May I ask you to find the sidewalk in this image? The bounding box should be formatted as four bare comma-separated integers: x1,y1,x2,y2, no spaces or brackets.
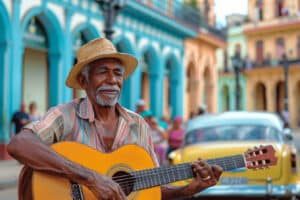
0,160,22,190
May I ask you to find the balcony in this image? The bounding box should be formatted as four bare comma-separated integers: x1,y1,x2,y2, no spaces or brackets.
247,58,300,69
244,15,300,34
134,0,225,40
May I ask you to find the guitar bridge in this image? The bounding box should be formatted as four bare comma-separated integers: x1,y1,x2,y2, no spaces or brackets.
70,182,84,200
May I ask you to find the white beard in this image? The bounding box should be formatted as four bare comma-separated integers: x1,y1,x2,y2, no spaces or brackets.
94,85,120,106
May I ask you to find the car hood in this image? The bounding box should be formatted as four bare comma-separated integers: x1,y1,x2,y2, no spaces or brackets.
179,141,283,181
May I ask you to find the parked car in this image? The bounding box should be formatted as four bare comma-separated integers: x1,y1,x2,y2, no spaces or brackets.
169,111,300,200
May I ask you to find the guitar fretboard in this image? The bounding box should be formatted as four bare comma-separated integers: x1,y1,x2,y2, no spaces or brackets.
127,154,245,191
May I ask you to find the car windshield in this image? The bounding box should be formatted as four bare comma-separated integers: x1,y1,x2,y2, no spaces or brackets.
185,125,283,145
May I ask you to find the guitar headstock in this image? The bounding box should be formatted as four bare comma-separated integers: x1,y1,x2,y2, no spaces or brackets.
244,145,278,169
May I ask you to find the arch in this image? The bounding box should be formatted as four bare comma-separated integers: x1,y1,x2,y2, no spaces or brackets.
275,81,285,113
71,23,99,99
138,41,161,116
21,7,63,55
163,52,181,118
72,23,99,45
139,42,160,74
202,65,214,112
21,7,64,108
186,61,197,117
0,1,11,143
114,35,136,109
255,82,267,111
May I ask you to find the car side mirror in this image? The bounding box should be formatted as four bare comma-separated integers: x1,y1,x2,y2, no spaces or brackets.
283,128,293,141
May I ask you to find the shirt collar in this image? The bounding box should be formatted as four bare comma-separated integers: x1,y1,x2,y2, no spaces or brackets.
77,96,136,126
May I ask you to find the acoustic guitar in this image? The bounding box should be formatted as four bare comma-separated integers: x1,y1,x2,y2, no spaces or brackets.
32,142,277,200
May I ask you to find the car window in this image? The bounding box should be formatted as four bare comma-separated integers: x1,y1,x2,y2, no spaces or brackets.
185,125,283,145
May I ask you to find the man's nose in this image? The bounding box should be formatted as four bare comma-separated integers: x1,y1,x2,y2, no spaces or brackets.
106,70,118,83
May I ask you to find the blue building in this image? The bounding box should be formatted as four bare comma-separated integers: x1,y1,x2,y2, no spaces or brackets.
0,0,199,159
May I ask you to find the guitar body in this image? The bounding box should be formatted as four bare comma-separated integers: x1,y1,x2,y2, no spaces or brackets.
32,142,160,200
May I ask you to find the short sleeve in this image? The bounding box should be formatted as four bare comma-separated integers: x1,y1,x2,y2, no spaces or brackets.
138,118,160,167
23,107,66,145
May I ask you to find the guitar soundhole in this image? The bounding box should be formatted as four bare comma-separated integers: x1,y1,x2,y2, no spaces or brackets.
112,171,135,196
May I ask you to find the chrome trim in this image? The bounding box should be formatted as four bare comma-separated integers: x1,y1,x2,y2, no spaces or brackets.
193,184,300,197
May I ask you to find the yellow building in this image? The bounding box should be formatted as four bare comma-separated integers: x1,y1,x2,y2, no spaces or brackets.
244,0,300,127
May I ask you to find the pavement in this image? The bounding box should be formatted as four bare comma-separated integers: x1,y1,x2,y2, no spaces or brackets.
0,160,22,190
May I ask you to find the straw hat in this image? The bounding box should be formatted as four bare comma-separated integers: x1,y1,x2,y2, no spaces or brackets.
66,37,138,89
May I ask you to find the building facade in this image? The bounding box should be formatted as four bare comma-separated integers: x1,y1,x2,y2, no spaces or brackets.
0,0,199,159
184,0,226,118
218,24,248,112
244,0,300,127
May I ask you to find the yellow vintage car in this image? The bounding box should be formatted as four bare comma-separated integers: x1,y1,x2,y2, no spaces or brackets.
169,112,300,200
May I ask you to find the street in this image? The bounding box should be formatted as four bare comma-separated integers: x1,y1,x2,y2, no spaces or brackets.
0,187,17,200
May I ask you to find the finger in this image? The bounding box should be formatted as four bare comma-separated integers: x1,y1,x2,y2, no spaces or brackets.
211,165,223,181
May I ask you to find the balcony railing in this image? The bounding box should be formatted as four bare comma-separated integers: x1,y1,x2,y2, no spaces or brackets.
135,0,225,39
248,58,300,68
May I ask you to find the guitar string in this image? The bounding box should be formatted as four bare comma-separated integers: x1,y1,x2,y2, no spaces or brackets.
112,156,246,187
111,155,244,181
113,153,268,191
111,155,246,184
116,159,247,191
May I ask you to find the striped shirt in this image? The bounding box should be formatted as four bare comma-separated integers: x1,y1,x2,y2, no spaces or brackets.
18,97,159,200
24,97,159,165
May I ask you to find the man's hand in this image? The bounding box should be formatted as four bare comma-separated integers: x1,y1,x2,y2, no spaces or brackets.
186,158,223,196
88,172,127,200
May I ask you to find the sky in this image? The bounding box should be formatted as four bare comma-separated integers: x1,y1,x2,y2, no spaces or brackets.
214,0,248,26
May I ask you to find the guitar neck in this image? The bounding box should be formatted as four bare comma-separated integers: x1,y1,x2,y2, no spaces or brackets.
132,154,245,191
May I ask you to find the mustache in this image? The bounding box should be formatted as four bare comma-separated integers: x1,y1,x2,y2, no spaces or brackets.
96,85,120,93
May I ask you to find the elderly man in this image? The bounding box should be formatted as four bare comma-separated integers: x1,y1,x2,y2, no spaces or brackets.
8,38,222,200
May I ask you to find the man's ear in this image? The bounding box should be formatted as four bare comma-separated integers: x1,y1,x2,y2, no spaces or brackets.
77,74,88,90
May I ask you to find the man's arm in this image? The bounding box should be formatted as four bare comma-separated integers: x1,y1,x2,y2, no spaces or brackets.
161,159,223,200
7,129,126,200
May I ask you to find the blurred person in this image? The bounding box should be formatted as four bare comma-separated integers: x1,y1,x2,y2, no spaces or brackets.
140,110,152,124
10,103,30,138
8,38,222,200
159,115,170,130
149,117,167,165
28,101,41,122
198,104,207,116
166,116,185,157
135,99,146,114
189,111,197,119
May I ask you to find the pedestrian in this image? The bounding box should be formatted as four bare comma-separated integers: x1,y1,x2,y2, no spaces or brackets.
149,117,167,165
198,104,207,116
9,103,30,138
135,99,146,114
8,38,222,200
28,101,40,122
166,116,185,157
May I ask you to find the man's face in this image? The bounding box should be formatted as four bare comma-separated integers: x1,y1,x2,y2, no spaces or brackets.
83,58,124,107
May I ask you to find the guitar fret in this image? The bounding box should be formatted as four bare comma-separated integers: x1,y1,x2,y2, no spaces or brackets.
133,154,246,191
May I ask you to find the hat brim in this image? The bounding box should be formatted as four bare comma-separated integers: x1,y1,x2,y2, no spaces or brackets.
66,52,138,89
